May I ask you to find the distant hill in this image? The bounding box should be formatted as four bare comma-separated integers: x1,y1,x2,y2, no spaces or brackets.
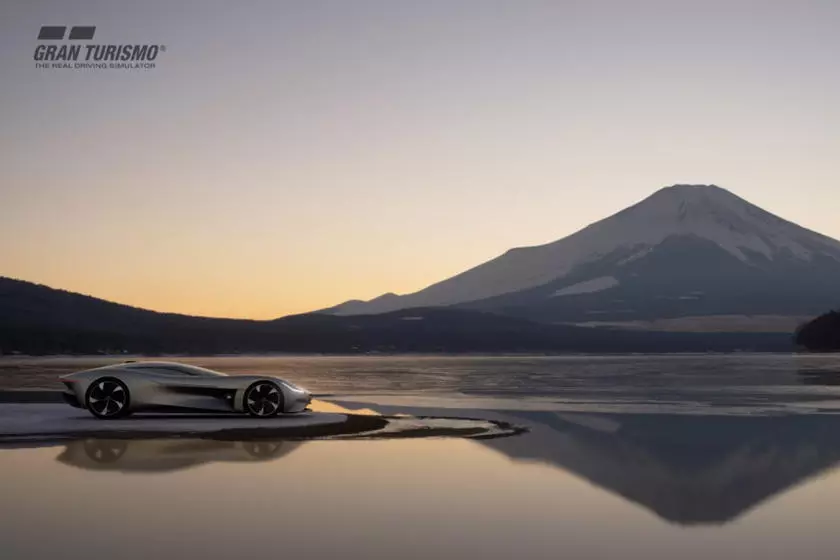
0,277,791,354
795,310,840,351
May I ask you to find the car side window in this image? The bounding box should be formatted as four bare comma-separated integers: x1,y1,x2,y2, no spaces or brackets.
133,366,192,376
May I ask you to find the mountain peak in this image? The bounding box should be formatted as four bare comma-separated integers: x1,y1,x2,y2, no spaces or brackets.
659,183,726,191
621,183,771,231
646,183,736,205
598,183,839,263
663,183,722,190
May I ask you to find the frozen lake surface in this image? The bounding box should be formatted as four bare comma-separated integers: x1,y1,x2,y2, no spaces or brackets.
3,353,840,414
4,354,840,559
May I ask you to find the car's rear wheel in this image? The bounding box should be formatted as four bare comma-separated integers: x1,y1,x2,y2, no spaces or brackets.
244,382,284,417
85,377,131,419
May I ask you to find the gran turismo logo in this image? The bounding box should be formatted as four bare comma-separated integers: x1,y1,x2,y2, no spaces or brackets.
34,26,165,70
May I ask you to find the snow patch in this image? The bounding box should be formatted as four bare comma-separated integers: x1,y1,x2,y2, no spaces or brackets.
617,247,654,265
552,276,619,297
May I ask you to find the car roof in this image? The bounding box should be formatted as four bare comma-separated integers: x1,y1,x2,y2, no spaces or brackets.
120,361,189,369
114,361,227,376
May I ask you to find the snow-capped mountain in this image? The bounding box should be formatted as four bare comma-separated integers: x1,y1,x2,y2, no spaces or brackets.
324,185,840,323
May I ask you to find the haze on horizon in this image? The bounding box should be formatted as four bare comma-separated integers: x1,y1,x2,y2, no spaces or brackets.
1,0,838,319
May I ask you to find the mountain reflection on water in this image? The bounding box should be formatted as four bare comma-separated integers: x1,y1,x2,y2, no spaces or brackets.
480,410,840,525
797,366,840,386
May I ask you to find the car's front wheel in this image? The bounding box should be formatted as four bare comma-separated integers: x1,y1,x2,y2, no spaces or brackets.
244,382,284,418
85,377,131,419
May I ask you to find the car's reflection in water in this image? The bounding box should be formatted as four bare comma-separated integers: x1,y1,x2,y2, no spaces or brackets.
57,438,302,473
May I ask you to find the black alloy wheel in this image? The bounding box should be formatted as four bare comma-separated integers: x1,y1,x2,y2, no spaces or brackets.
244,382,283,418
85,378,131,419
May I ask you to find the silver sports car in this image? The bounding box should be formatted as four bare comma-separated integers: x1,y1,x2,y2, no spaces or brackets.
60,361,312,419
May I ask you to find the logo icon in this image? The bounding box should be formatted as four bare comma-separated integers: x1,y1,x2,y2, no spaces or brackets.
34,26,164,70
37,26,96,40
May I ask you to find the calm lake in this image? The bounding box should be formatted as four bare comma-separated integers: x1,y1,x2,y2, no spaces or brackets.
4,354,840,559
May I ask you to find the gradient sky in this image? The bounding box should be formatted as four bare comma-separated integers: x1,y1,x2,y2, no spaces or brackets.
1,0,838,319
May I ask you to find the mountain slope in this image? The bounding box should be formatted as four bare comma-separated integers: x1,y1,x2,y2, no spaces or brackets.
325,185,840,322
